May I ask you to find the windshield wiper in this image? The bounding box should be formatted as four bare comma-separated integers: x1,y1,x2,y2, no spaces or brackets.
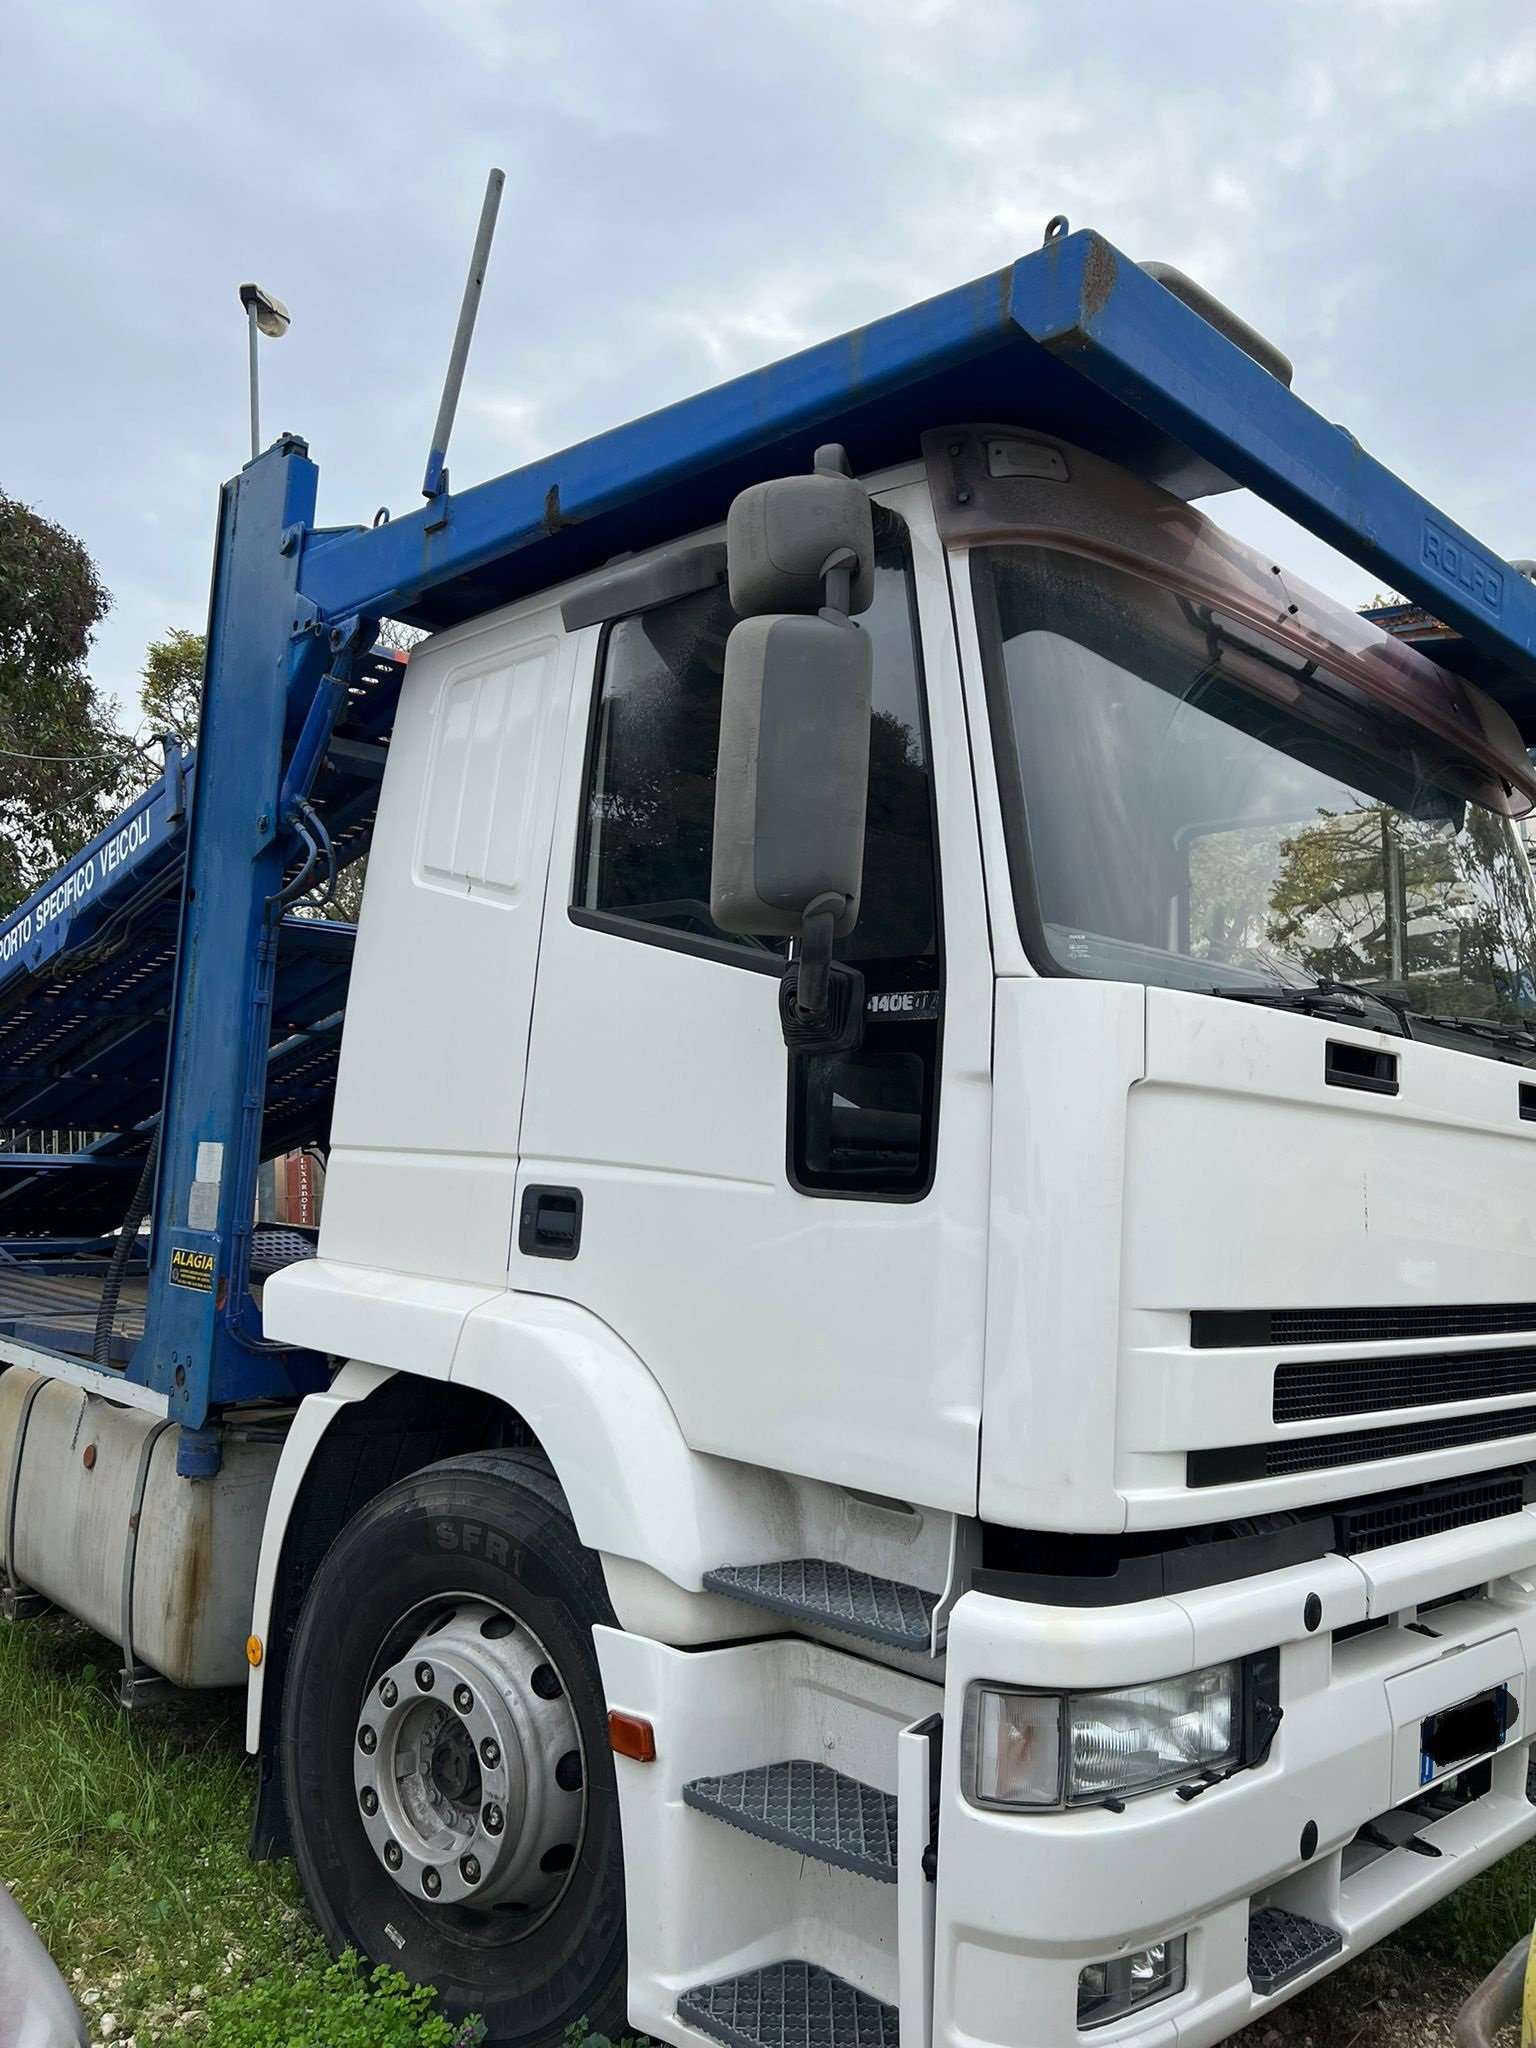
1207,975,1417,1036
1410,1011,1536,1053
1208,983,1371,1019
1313,977,1416,1038
1214,983,1536,1056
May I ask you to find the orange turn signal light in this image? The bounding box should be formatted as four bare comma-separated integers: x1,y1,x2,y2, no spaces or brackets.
607,1709,656,1763
246,1635,264,1668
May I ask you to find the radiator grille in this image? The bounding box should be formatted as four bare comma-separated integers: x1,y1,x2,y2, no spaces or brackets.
1189,1405,1536,1485
1193,1304,1536,1349
1275,1346,1536,1423
1334,1473,1528,1554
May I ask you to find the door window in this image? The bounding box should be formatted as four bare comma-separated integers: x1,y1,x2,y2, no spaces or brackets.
575,531,943,1198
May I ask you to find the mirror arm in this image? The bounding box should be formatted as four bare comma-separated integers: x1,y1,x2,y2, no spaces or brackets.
819,545,858,620
791,891,845,1022
785,545,861,1030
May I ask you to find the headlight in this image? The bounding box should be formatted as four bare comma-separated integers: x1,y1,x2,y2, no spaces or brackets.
965,1662,1239,1808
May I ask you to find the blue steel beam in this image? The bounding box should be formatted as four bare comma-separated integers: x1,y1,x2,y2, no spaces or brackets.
0,759,189,997
295,270,1017,624
1005,231,1536,676
138,436,342,1425
295,230,1536,702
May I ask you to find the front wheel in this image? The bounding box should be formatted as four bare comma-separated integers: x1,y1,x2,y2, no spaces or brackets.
281,1452,628,2048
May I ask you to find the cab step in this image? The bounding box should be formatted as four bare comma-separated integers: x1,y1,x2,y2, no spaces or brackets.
703,1560,935,1652
683,1759,898,1882
680,1960,898,2048
1247,1905,1343,1996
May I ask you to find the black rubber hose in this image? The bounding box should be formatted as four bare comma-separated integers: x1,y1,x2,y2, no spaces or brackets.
93,1120,160,1369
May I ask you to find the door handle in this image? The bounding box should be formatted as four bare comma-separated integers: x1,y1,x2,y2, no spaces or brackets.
519,1185,583,1260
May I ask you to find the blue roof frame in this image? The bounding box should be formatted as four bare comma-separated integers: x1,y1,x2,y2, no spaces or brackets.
295,227,1536,715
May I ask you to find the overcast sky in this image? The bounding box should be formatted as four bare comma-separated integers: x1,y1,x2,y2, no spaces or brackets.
5,0,1536,721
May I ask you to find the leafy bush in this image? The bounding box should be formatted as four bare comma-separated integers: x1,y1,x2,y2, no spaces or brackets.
192,1952,483,2048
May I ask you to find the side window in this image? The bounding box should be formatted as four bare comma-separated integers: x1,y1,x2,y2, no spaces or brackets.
576,534,943,1198
579,579,763,953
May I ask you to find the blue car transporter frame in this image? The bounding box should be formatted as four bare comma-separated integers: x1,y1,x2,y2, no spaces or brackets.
4,227,1535,1466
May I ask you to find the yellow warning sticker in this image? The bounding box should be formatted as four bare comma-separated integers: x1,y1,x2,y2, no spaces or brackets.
169,1247,215,1293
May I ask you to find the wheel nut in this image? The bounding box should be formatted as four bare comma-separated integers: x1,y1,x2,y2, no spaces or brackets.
480,1737,500,1769
359,1786,379,1816
380,1678,398,1707
357,1725,377,1755
483,1801,505,1835
422,1866,442,1898
415,1663,435,1691
453,1684,474,1713
384,1840,403,1870
460,1854,481,1885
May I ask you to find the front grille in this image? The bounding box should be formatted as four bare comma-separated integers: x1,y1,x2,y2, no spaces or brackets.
1275,1346,1536,1423
1193,1304,1536,1349
1190,1405,1536,1485
1334,1472,1528,1554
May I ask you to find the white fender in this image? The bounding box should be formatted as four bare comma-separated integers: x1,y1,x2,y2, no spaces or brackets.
246,1274,796,1749
449,1289,793,1582
245,1357,392,1748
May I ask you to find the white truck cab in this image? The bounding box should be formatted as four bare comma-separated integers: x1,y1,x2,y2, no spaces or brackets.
5,229,1536,2048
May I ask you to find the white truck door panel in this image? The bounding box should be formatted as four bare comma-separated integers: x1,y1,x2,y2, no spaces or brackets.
514,489,990,1512
321,604,575,1286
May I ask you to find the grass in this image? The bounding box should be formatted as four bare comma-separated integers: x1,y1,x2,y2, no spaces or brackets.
0,1610,325,2041
3,1609,1536,2046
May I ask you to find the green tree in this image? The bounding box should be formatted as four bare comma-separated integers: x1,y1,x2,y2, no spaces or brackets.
140,626,204,749
0,489,134,914
1264,802,1536,1017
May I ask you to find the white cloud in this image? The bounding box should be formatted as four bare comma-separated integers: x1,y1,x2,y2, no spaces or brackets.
4,0,1536,712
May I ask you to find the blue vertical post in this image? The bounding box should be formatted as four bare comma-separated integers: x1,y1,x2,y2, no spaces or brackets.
139,436,332,1427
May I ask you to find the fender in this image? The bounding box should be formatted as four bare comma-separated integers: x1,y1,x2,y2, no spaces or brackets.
248,1266,791,1747
447,1288,789,1581
245,1357,391,1748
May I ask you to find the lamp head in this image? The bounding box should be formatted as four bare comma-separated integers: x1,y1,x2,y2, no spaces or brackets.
238,282,290,339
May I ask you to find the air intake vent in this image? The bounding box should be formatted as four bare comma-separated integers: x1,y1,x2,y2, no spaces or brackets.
1275,1346,1536,1423
1190,1405,1536,1485
1193,1304,1536,1349
1333,1472,1530,1554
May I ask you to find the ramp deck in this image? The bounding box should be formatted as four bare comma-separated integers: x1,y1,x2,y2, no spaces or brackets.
0,651,403,1394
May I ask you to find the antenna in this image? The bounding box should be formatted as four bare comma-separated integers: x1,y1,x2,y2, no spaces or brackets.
422,167,506,502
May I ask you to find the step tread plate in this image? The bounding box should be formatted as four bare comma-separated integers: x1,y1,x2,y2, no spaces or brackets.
680,1960,898,2048
1248,1905,1343,1997
703,1559,935,1651
684,1759,898,1882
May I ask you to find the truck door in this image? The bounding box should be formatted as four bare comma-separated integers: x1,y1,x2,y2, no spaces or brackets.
513,483,990,1511
320,599,577,1293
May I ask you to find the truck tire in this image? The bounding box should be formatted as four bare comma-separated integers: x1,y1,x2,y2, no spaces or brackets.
281,1450,628,2048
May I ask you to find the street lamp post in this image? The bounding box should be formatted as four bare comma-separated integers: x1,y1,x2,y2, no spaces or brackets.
238,282,290,462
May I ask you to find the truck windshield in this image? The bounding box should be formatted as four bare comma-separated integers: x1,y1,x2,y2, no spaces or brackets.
973,545,1536,1028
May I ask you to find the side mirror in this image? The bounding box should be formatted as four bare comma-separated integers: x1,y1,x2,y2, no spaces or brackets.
710,446,875,1044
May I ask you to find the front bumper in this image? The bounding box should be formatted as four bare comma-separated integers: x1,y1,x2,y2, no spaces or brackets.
935,1515,1536,2047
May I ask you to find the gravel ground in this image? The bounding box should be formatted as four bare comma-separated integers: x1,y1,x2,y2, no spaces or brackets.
1230,1944,1490,2048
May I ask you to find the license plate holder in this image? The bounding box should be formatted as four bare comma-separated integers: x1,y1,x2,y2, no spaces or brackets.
1419,1684,1513,1785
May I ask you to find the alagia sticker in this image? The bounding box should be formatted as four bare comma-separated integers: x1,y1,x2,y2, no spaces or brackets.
169,1247,215,1293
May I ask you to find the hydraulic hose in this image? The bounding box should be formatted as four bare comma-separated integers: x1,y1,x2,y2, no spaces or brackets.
92,1120,160,1369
